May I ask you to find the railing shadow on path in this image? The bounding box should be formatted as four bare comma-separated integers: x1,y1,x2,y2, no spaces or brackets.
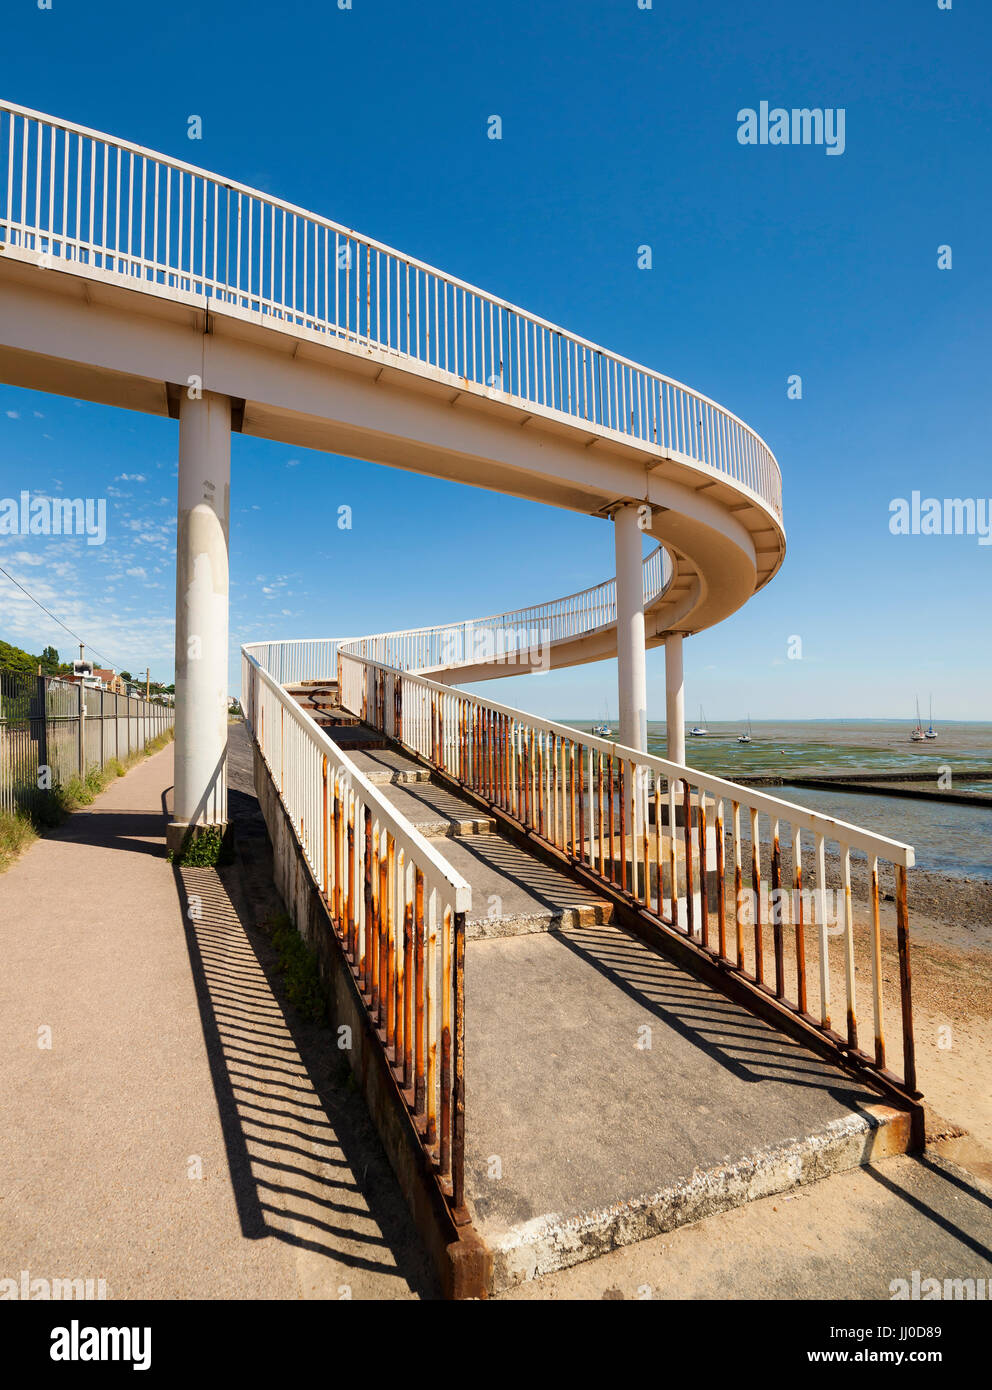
862,1155,992,1266
165,730,439,1297
551,920,880,1111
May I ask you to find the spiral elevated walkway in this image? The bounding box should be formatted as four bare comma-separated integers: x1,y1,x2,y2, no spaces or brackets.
0,99,784,689
1,102,920,1300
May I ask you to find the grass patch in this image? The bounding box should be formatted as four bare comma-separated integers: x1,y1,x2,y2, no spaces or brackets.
0,726,175,873
263,911,327,1024
0,810,38,873
168,824,232,867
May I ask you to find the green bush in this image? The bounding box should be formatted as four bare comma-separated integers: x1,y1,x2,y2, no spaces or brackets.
168,824,232,867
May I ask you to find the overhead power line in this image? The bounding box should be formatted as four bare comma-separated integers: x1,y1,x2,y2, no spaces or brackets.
0,561,120,669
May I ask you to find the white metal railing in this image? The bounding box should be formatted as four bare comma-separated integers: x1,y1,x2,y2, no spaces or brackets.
0,99,781,520
339,649,919,1096
340,544,671,674
241,644,472,1209
242,638,352,686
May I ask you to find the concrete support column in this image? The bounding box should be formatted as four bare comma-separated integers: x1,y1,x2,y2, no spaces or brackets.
665,632,686,766
168,389,231,853
613,503,648,752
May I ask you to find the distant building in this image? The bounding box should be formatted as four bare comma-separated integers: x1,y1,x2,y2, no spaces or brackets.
62,666,126,694
92,668,126,694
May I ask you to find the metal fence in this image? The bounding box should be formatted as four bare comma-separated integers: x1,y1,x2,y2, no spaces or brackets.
0,671,174,816
0,99,781,520
339,649,919,1101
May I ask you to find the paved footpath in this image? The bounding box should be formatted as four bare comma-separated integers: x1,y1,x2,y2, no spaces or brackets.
3,736,990,1302
0,742,435,1299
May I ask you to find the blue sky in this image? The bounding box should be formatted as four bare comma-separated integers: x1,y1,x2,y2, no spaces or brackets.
1,0,989,718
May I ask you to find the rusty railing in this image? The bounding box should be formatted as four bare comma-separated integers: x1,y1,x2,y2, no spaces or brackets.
242,646,473,1215
338,651,919,1101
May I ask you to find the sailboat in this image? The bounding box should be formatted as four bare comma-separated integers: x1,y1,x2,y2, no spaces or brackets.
592,700,613,738
689,705,709,737
911,697,926,743
737,714,753,745
925,695,938,740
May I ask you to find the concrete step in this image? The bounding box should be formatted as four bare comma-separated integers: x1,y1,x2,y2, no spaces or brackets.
286,685,359,728
347,748,432,786
376,781,496,839
463,922,911,1293
439,834,614,939
321,725,391,751
309,693,345,711
285,685,339,705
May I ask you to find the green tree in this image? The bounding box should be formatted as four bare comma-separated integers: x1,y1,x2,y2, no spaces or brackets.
0,639,36,678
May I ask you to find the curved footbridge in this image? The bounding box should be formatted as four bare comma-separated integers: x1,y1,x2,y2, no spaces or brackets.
0,101,920,1298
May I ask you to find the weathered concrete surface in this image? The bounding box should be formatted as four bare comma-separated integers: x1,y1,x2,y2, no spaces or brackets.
441,835,614,939
0,734,435,1299
377,780,496,838
350,736,614,938
501,1150,992,1299
347,748,431,785
464,923,909,1289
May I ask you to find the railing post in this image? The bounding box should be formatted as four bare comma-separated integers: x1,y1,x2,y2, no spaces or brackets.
895,865,917,1093
35,674,48,791
451,908,467,1217
77,681,85,778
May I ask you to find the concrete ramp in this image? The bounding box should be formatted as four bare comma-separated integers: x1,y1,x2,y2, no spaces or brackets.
464,923,909,1291
273,698,913,1296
